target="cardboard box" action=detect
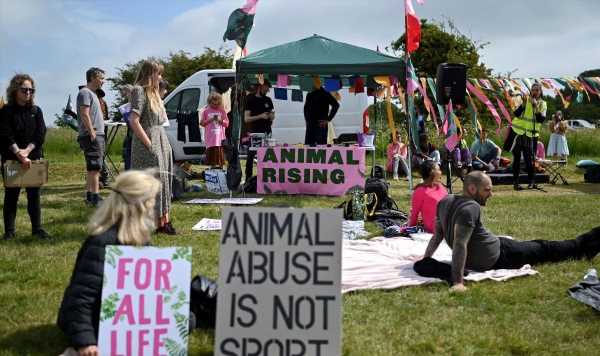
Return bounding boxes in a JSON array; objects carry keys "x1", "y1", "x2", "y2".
[{"x1": 2, "y1": 160, "x2": 48, "y2": 188}]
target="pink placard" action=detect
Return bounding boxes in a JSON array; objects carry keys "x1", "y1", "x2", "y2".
[{"x1": 257, "y1": 146, "x2": 367, "y2": 196}]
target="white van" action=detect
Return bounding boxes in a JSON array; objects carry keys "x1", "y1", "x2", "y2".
[{"x1": 163, "y1": 69, "x2": 369, "y2": 161}]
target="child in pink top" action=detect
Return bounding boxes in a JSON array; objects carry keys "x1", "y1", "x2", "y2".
[
  {"x1": 200, "y1": 92, "x2": 229, "y2": 168},
  {"x1": 408, "y1": 160, "x2": 448, "y2": 233}
]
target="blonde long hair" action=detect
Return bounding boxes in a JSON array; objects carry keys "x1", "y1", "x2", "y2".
[
  {"x1": 88, "y1": 170, "x2": 160, "y2": 246},
  {"x1": 135, "y1": 60, "x2": 165, "y2": 114}
]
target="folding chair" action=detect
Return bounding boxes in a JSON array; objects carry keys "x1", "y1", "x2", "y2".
[{"x1": 540, "y1": 160, "x2": 568, "y2": 185}]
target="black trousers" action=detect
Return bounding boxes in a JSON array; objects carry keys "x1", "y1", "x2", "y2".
[
  {"x1": 512, "y1": 135, "x2": 535, "y2": 183},
  {"x1": 492, "y1": 236, "x2": 581, "y2": 269},
  {"x1": 245, "y1": 150, "x2": 256, "y2": 180},
  {"x1": 3, "y1": 187, "x2": 41, "y2": 234}
]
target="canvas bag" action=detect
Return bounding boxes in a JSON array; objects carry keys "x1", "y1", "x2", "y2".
[{"x1": 2, "y1": 159, "x2": 48, "y2": 188}]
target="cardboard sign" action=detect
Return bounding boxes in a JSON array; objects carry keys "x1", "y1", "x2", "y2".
[
  {"x1": 2, "y1": 159, "x2": 48, "y2": 187},
  {"x1": 256, "y1": 146, "x2": 366, "y2": 196},
  {"x1": 98, "y1": 246, "x2": 192, "y2": 356},
  {"x1": 215, "y1": 207, "x2": 343, "y2": 356}
]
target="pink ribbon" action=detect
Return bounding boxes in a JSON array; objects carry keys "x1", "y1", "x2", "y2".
[
  {"x1": 466, "y1": 81, "x2": 502, "y2": 132},
  {"x1": 496, "y1": 98, "x2": 512, "y2": 125}
]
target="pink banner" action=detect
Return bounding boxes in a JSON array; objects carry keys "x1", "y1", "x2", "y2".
[
  {"x1": 466, "y1": 81, "x2": 502, "y2": 133},
  {"x1": 257, "y1": 146, "x2": 366, "y2": 196}
]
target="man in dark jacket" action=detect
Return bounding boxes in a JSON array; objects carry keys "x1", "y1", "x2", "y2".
[{"x1": 304, "y1": 86, "x2": 339, "y2": 145}]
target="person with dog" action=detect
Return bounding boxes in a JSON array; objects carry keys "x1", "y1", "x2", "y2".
[{"x1": 421, "y1": 171, "x2": 600, "y2": 292}]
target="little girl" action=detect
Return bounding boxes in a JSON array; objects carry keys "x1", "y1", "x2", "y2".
[
  {"x1": 200, "y1": 92, "x2": 229, "y2": 168},
  {"x1": 547, "y1": 111, "x2": 569, "y2": 160}
]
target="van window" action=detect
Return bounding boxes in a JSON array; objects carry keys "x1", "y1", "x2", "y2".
[
  {"x1": 180, "y1": 88, "x2": 201, "y2": 114},
  {"x1": 165, "y1": 92, "x2": 182, "y2": 121},
  {"x1": 209, "y1": 77, "x2": 235, "y2": 94}
]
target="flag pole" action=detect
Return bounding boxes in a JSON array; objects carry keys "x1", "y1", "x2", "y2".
[{"x1": 404, "y1": 2, "x2": 414, "y2": 192}]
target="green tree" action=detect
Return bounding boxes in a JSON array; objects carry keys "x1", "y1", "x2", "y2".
[
  {"x1": 107, "y1": 47, "x2": 232, "y2": 116},
  {"x1": 390, "y1": 19, "x2": 492, "y2": 78}
]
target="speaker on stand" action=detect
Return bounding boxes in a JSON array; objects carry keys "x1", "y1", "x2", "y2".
[{"x1": 435, "y1": 63, "x2": 467, "y2": 193}]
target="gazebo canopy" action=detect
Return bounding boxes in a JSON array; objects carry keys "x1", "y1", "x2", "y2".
[{"x1": 236, "y1": 34, "x2": 405, "y2": 77}]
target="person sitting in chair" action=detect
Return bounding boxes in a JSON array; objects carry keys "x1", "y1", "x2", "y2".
[
  {"x1": 386, "y1": 131, "x2": 409, "y2": 180},
  {"x1": 421, "y1": 171, "x2": 600, "y2": 293}
]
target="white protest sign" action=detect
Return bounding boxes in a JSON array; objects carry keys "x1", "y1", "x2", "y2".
[
  {"x1": 215, "y1": 207, "x2": 343, "y2": 356},
  {"x1": 97, "y1": 246, "x2": 192, "y2": 356}
]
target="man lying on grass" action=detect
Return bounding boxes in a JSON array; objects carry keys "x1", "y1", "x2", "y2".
[{"x1": 421, "y1": 171, "x2": 600, "y2": 293}]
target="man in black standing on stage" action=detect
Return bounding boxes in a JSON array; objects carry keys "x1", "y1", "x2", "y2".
[
  {"x1": 244, "y1": 82, "x2": 275, "y2": 180},
  {"x1": 304, "y1": 85, "x2": 339, "y2": 145}
]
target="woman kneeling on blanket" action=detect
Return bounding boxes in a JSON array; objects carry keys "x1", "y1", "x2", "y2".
[
  {"x1": 57, "y1": 170, "x2": 183, "y2": 356},
  {"x1": 408, "y1": 160, "x2": 448, "y2": 233}
]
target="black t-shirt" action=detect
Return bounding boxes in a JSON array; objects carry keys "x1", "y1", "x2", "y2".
[{"x1": 245, "y1": 94, "x2": 274, "y2": 133}]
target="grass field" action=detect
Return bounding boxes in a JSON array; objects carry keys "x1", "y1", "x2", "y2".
[{"x1": 1, "y1": 128, "x2": 600, "y2": 355}]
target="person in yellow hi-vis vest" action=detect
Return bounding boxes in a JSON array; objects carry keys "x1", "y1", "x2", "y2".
[{"x1": 504, "y1": 83, "x2": 547, "y2": 190}]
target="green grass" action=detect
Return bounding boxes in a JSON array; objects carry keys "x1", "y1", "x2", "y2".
[{"x1": 1, "y1": 128, "x2": 600, "y2": 355}]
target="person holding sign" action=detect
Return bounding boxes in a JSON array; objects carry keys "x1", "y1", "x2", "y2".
[
  {"x1": 0, "y1": 74, "x2": 49, "y2": 240},
  {"x1": 57, "y1": 170, "x2": 162, "y2": 355}
]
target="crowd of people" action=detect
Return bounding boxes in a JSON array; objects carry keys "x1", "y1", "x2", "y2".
[
  {"x1": 388, "y1": 82, "x2": 571, "y2": 192},
  {"x1": 1, "y1": 66, "x2": 594, "y2": 355}
]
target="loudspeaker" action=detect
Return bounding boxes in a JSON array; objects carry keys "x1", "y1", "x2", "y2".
[{"x1": 436, "y1": 63, "x2": 467, "y2": 106}]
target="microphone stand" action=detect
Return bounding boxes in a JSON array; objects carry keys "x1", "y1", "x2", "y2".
[{"x1": 528, "y1": 97, "x2": 546, "y2": 193}]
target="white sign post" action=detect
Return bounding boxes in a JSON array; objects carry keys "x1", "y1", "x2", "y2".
[
  {"x1": 215, "y1": 207, "x2": 343, "y2": 356},
  {"x1": 97, "y1": 246, "x2": 192, "y2": 356}
]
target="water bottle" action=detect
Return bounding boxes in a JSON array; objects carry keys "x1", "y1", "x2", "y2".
[{"x1": 583, "y1": 268, "x2": 597, "y2": 283}]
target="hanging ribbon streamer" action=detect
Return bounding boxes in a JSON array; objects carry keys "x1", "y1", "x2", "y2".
[
  {"x1": 495, "y1": 97, "x2": 512, "y2": 125},
  {"x1": 418, "y1": 78, "x2": 439, "y2": 134},
  {"x1": 444, "y1": 101, "x2": 459, "y2": 151},
  {"x1": 426, "y1": 77, "x2": 446, "y2": 128},
  {"x1": 468, "y1": 95, "x2": 482, "y2": 139},
  {"x1": 374, "y1": 76, "x2": 397, "y2": 142},
  {"x1": 466, "y1": 81, "x2": 502, "y2": 135}
]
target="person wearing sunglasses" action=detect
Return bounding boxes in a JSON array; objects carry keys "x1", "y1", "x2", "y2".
[{"x1": 0, "y1": 74, "x2": 49, "y2": 240}]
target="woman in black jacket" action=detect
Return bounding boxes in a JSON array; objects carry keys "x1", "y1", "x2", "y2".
[
  {"x1": 57, "y1": 170, "x2": 161, "y2": 356},
  {"x1": 0, "y1": 74, "x2": 48, "y2": 240}
]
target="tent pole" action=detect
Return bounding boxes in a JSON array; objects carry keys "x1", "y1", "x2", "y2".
[{"x1": 404, "y1": 10, "x2": 413, "y2": 192}]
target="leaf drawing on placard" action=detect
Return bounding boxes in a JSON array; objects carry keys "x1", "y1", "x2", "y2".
[
  {"x1": 105, "y1": 245, "x2": 123, "y2": 268},
  {"x1": 173, "y1": 312, "x2": 189, "y2": 342},
  {"x1": 162, "y1": 285, "x2": 178, "y2": 304},
  {"x1": 99, "y1": 293, "x2": 120, "y2": 322},
  {"x1": 172, "y1": 247, "x2": 192, "y2": 263},
  {"x1": 171, "y1": 290, "x2": 189, "y2": 312},
  {"x1": 164, "y1": 337, "x2": 187, "y2": 356}
]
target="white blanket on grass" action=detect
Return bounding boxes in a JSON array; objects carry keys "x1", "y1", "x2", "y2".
[{"x1": 342, "y1": 236, "x2": 538, "y2": 293}]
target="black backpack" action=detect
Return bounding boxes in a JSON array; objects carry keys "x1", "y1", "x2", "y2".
[
  {"x1": 584, "y1": 166, "x2": 600, "y2": 183},
  {"x1": 371, "y1": 165, "x2": 385, "y2": 179},
  {"x1": 365, "y1": 177, "x2": 398, "y2": 213}
]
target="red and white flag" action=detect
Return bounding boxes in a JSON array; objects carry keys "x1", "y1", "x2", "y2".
[{"x1": 405, "y1": 0, "x2": 422, "y2": 53}]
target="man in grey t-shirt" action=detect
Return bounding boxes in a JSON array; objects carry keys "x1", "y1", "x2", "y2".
[
  {"x1": 77, "y1": 67, "x2": 105, "y2": 206},
  {"x1": 423, "y1": 171, "x2": 600, "y2": 293}
]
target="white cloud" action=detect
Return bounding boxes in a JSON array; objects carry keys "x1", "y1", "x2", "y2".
[{"x1": 1, "y1": 0, "x2": 598, "y2": 126}]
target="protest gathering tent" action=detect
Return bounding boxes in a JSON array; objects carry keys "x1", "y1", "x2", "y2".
[
  {"x1": 231, "y1": 34, "x2": 406, "y2": 147},
  {"x1": 236, "y1": 34, "x2": 405, "y2": 76}
]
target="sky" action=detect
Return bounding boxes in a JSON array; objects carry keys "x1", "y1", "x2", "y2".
[{"x1": 1, "y1": 0, "x2": 599, "y2": 126}]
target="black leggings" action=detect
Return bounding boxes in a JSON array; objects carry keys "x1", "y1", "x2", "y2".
[
  {"x1": 512, "y1": 135, "x2": 535, "y2": 183},
  {"x1": 3, "y1": 187, "x2": 41, "y2": 234}
]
